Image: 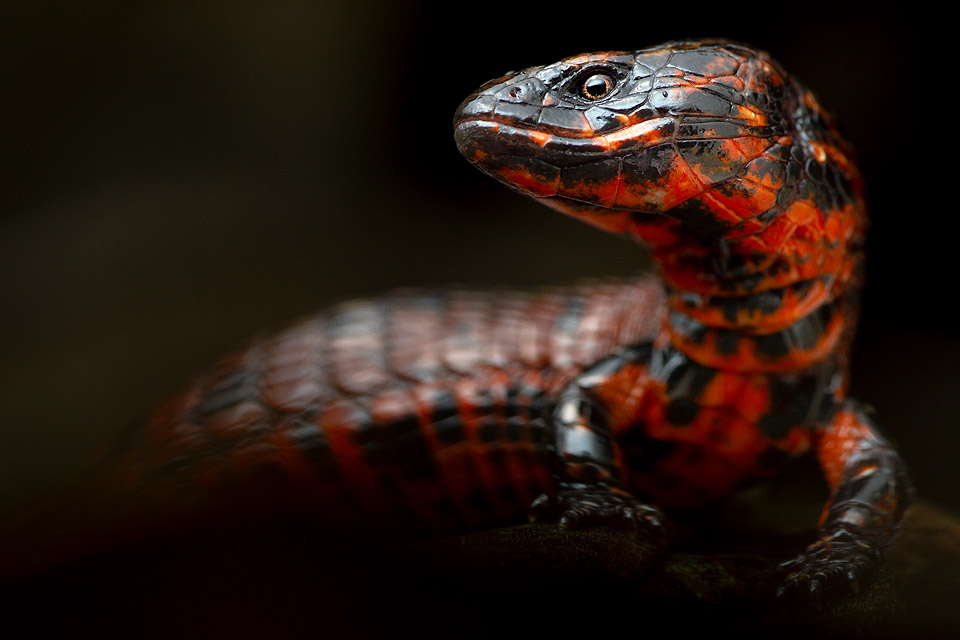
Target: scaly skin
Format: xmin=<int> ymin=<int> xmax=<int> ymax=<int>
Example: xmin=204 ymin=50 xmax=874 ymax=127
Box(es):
xmin=0 ymin=40 xmax=911 ymax=596
xmin=453 ymin=39 xmax=911 ymax=596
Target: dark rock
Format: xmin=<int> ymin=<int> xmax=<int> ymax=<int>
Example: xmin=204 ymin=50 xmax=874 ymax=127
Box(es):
xmin=887 ymin=503 xmax=960 ymax=636
xmin=1 ymin=498 xmax=956 ymax=638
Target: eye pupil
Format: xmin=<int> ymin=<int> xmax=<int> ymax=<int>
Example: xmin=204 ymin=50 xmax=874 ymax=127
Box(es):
xmin=580 ymin=72 xmax=615 ymax=100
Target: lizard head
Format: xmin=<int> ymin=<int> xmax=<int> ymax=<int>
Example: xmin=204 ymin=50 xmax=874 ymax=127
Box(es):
xmin=454 ymin=39 xmax=863 ymax=250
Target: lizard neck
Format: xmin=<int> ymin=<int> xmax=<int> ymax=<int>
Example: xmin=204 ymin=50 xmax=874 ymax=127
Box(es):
xmin=635 ymin=214 xmax=864 ymax=377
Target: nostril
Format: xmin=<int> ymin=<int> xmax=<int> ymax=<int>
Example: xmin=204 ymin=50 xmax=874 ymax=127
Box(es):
xmin=509 ymin=86 xmax=523 ymax=99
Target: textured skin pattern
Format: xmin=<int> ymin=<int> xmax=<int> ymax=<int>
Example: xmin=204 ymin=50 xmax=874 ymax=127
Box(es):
xmin=120 ymin=282 xmax=664 ymax=531
xmin=1 ymin=41 xmax=911 ymax=594
xmin=453 ymin=39 xmax=911 ymax=595
xmin=0 ymin=281 xmax=664 ymax=578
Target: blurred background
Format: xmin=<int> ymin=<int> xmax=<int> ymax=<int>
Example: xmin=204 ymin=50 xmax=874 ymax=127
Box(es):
xmin=1 ymin=1 xmax=957 ymax=525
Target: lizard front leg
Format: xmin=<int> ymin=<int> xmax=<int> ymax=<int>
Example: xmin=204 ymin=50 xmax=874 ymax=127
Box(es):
xmin=779 ymin=399 xmax=914 ymax=596
xmin=530 ymin=345 xmax=666 ymax=540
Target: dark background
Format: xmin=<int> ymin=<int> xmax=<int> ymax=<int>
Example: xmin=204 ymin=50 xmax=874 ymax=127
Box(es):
xmin=1 ymin=1 xmax=957 ymax=526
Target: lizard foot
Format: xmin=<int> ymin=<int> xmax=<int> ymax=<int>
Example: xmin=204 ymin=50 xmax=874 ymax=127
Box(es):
xmin=777 ymin=528 xmax=883 ymax=600
xmin=529 ymin=484 xmax=667 ymax=541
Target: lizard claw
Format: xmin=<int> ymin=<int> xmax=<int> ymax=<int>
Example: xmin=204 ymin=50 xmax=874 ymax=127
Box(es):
xmin=529 ymin=485 xmax=667 ymax=541
xmin=777 ymin=528 xmax=882 ymax=599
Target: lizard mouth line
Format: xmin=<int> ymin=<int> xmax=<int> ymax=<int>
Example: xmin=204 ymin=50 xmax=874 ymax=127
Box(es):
xmin=455 ymin=116 xmax=675 ymax=148
xmin=455 ymin=116 xmax=600 ymax=141
xmin=454 ymin=117 xmax=679 ymax=164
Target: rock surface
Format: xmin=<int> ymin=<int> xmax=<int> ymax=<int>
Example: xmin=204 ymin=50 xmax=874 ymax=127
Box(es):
xmin=2 ymin=496 xmax=957 ymax=638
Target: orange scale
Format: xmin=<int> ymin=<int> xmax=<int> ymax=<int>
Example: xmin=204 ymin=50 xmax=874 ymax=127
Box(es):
xmin=725 ymin=217 xmax=766 ymax=240
xmin=733 ymin=234 xmax=771 ymax=254
xmin=611 ymin=184 xmax=650 ymax=210
xmin=741 ymin=162 xmax=784 ymax=191
xmin=499 ymin=166 xmax=559 ymax=198
xmin=816 ymin=409 xmax=868 ymax=484
xmin=757 ymin=215 xmax=798 ymax=252
xmin=823 ymin=209 xmax=857 ymax=244
xmin=593 ymin=364 xmax=655 ymax=431
xmin=791 ymin=217 xmax=826 ymax=243
xmin=453 ymin=379 xmax=522 ymax=521
xmin=710 ymin=414 xmax=769 ymax=460
xmin=729 ymin=104 xmax=765 ymax=124
xmin=782 ymin=237 xmax=813 ymax=264
xmin=321 ymin=401 xmax=389 ymax=509
xmin=661 ymin=414 xmax=716 ymax=446
xmin=661 ymin=171 xmax=708 ymax=211
xmin=560 ymin=179 xmax=604 ymax=203
xmin=684 ymin=139 xmax=750 ymax=185
xmin=713 ymin=75 xmax=746 ymax=91
xmin=691 ymin=191 xmax=744 ymax=226
xmin=796 ymin=257 xmax=825 ymax=281
xmin=707 ymin=178 xmax=777 ymax=218
xmin=730 ymin=376 xmax=774 ymax=423
xmin=696 ymin=369 xmax=751 ymax=408
xmin=781 ymin=280 xmax=830 ymax=323
xmin=627 ymin=215 xmax=683 ymax=247
xmin=658 ymin=268 xmax=723 ymax=295
xmin=590 ymin=174 xmax=625 ymax=208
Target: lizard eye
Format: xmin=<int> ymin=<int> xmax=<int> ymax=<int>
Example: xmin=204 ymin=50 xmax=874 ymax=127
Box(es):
xmin=577 ymin=71 xmax=616 ymax=100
